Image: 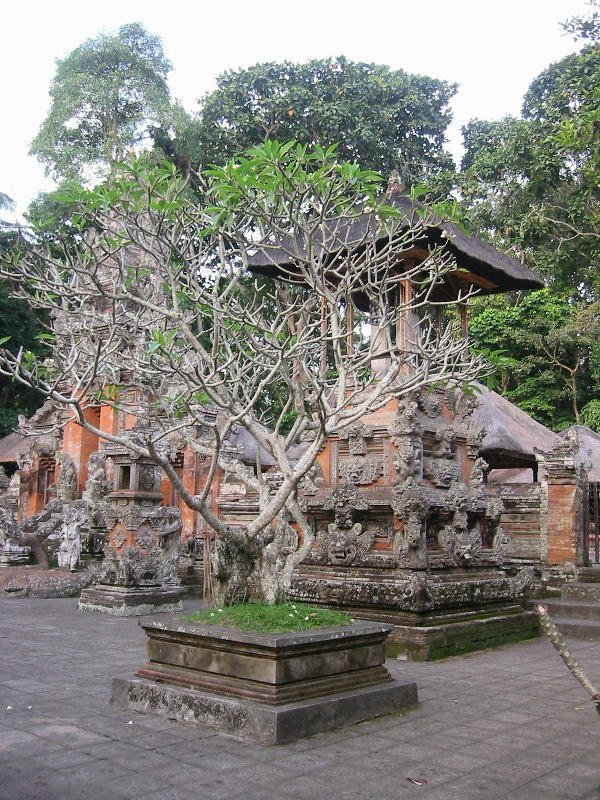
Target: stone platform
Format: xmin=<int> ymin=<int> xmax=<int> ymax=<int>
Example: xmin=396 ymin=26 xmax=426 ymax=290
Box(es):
xmin=111 ymin=675 xmax=418 ymax=745
xmin=111 ymin=616 xmax=418 ymax=742
xmin=351 ymin=604 xmax=540 ymax=660
xmin=78 ymin=584 xmax=184 ymax=616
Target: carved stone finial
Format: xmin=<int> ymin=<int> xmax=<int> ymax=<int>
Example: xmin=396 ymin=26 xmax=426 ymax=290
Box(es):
xmin=387 ymin=169 xmax=406 ymax=196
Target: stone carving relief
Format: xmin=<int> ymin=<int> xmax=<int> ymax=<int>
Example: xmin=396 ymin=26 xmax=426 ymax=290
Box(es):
xmin=111 ymin=529 xmax=127 ymax=549
xmin=391 ymin=478 xmax=431 ymax=567
xmin=423 ymin=425 xmax=455 ymax=459
xmin=338 ymin=456 xmax=383 ymax=486
xmin=299 ymin=463 xmax=324 ymax=495
xmin=417 ymin=390 xmax=442 ymax=419
xmin=135 ymin=528 xmax=154 ymax=550
xmin=338 ymin=423 xmax=373 ymax=455
xmin=389 ymin=395 xmax=422 ymax=440
xmin=99 ymin=506 xmax=182 ymax=588
xmin=512 ymin=566 xmax=536 ymax=596
xmin=400 ymin=573 xmax=430 ymax=612
xmin=315 ymin=522 xmax=375 ymax=566
xmin=392 ymin=443 xmax=422 ymax=486
xmin=57 ymin=505 xmax=84 ymax=572
xmin=436 ymin=484 xmax=482 ymax=567
xmin=466 ymin=426 xmax=486 ymax=459
xmin=322 ymin=484 xmax=369 ymax=529
xmin=423 ymin=458 xmax=460 ymax=488
xmin=83 ymin=452 xmax=110 ymax=504
xmin=452 ymin=388 xmax=480 ymax=425
xmin=470 ymin=456 xmax=489 ymax=493
xmin=138 ymin=465 xmax=157 ymax=492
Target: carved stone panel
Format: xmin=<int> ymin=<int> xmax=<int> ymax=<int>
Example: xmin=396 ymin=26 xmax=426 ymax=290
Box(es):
xmin=338 ymin=456 xmax=383 ymax=486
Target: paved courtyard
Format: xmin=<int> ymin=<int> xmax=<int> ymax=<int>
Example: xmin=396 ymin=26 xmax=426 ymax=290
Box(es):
xmin=0 ymin=596 xmax=598 ymax=800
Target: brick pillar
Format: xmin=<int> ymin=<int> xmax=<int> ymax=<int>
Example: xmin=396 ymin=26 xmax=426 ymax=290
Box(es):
xmin=61 ymin=407 xmax=101 ymax=493
xmin=542 ymin=438 xmax=589 ymax=567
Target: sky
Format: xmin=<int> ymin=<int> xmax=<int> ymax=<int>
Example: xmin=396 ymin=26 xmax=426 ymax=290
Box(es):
xmin=1 ymin=0 xmax=592 ymax=221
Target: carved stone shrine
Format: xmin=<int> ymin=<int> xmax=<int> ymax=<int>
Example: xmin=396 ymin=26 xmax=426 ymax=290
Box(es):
xmin=79 ymin=435 xmax=184 ymax=616
xmin=289 ymin=387 xmax=538 ymax=659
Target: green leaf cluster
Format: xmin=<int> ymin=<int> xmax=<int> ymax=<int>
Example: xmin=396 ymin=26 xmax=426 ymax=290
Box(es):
xmin=153 ymin=56 xmax=456 ymax=184
xmin=30 ymin=23 xmax=172 ymax=181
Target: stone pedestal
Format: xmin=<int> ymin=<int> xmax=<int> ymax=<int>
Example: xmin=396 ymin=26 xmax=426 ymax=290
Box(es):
xmin=78 ymin=584 xmax=184 ymax=616
xmin=111 ymin=618 xmax=418 ymax=743
xmin=0 ymin=540 xmax=31 ymax=567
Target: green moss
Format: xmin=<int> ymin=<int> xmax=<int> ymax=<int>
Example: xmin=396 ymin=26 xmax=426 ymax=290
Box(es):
xmin=182 ymin=602 xmax=354 ymax=633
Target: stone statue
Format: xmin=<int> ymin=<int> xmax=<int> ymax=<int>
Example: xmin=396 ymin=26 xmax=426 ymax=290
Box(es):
xmin=83 ymin=451 xmax=110 ymax=505
xmin=57 ymin=505 xmax=84 ymax=572
xmin=57 ymin=454 xmax=77 ymax=503
xmin=0 ymin=468 xmax=20 ymax=548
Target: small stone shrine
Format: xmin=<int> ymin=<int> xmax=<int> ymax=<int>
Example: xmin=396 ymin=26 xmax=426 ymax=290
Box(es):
xmin=289 ymin=386 xmax=538 ymax=659
xmin=79 ymin=433 xmax=184 ymax=615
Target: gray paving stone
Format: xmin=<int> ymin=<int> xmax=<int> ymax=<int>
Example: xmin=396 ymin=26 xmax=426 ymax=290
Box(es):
xmin=1 ymin=596 xmax=598 ymax=800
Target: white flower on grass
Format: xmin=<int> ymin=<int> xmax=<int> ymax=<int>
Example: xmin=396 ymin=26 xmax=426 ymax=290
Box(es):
xmin=210 ymin=612 xmax=215 ymax=617
xmin=304 ymin=616 xmax=309 ymax=620
xmin=288 ymin=613 xmax=294 ymax=617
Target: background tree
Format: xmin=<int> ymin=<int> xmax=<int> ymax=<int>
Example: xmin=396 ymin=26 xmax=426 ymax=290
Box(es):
xmin=469 ymin=291 xmax=598 ymax=430
xmin=460 ymin=36 xmax=599 ymax=299
xmin=0 ymin=193 xmax=46 ymax=436
xmin=0 ymin=144 xmax=485 ymax=603
xmin=458 ymin=4 xmax=599 ymax=431
xmin=30 ymin=23 xmax=172 ymax=181
xmin=153 ymin=57 xmax=456 ymax=183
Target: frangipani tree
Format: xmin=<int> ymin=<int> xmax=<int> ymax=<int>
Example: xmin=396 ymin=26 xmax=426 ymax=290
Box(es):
xmin=0 ymin=142 xmax=486 ymax=603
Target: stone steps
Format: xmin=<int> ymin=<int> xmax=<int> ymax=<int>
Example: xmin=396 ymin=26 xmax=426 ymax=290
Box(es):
xmin=578 ymin=566 xmax=600 ymax=583
xmin=542 ymin=571 xmax=600 ymax=641
xmin=547 ymin=617 xmax=600 ymax=642
xmin=562 ymin=583 xmax=600 ymax=603
xmin=542 ymin=598 xmax=600 ymax=620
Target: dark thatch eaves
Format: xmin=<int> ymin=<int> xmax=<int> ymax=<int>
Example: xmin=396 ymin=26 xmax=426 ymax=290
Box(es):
xmin=471 ymin=384 xmax=560 ymax=470
xmin=0 ymin=431 xmax=24 ymax=467
xmin=248 ymin=189 xmax=544 ymax=298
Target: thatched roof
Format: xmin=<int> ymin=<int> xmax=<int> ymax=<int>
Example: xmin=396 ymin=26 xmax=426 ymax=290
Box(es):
xmin=0 ymin=431 xmax=24 ymax=466
xmin=248 ymin=191 xmax=543 ymax=298
xmin=471 ymin=384 xmax=560 ymax=469
xmin=561 ymin=425 xmax=600 ymax=482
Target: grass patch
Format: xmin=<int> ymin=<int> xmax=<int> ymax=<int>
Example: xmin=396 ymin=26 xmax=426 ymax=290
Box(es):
xmin=182 ymin=602 xmax=354 ymax=633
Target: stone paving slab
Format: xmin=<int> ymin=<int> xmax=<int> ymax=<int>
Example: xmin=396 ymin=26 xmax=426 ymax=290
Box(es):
xmin=0 ymin=596 xmax=598 ymax=800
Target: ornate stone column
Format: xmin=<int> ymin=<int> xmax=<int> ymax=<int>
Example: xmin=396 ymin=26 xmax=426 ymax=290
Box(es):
xmin=78 ymin=445 xmax=184 ymax=615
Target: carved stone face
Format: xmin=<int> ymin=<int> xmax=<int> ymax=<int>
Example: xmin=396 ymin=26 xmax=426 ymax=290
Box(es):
xmin=329 ymin=522 xmax=361 ymax=565
xmin=138 ymin=466 xmax=156 ymax=492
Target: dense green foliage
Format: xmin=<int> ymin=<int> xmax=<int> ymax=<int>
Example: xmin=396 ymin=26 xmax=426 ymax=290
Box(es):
xmin=460 ymin=40 xmax=599 ymax=299
xmin=469 ymin=291 xmax=599 ymax=430
xmin=183 ymin=602 xmax=353 ymax=632
xmin=153 ymin=56 xmax=456 ymax=182
xmin=460 ymin=6 xmax=599 ymax=431
xmin=30 ymin=23 xmax=172 ymax=181
xmin=0 ymin=193 xmax=46 ymax=436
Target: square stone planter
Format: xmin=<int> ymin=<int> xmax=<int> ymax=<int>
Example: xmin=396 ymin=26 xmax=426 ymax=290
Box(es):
xmin=111 ymin=616 xmax=418 ymax=744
